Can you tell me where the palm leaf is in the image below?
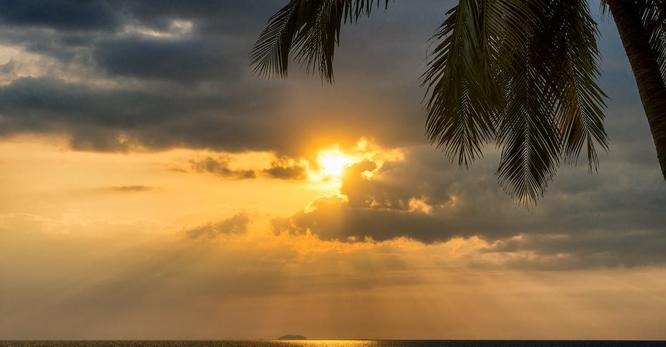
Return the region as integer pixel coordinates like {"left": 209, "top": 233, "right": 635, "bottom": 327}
{"left": 423, "top": 0, "right": 538, "bottom": 167}
{"left": 250, "top": 0, "right": 302, "bottom": 79}
{"left": 496, "top": 0, "right": 607, "bottom": 202}
{"left": 250, "top": 0, "right": 388, "bottom": 82}
{"left": 544, "top": 0, "right": 607, "bottom": 169}
{"left": 637, "top": 0, "right": 666, "bottom": 83}
{"left": 496, "top": 28, "right": 562, "bottom": 203}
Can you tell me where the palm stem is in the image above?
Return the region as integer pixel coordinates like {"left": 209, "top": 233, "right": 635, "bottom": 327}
{"left": 608, "top": 0, "right": 666, "bottom": 180}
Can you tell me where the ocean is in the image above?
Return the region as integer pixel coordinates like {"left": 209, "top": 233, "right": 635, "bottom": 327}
{"left": 0, "top": 341, "right": 664, "bottom": 347}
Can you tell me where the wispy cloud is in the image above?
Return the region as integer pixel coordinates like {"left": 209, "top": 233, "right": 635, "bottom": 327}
{"left": 110, "top": 185, "right": 155, "bottom": 192}
{"left": 190, "top": 156, "right": 256, "bottom": 179}
{"left": 186, "top": 213, "right": 250, "bottom": 240}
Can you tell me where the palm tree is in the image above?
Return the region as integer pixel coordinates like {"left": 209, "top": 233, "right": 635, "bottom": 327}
{"left": 251, "top": 0, "right": 666, "bottom": 203}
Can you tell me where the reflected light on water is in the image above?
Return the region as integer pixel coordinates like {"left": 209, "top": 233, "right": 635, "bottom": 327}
{"left": 271, "top": 341, "right": 378, "bottom": 347}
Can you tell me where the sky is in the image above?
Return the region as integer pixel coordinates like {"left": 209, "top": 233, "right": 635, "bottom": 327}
{"left": 1, "top": 0, "right": 666, "bottom": 340}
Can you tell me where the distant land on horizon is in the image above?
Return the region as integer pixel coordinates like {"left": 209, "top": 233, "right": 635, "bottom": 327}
{"left": 277, "top": 335, "right": 308, "bottom": 340}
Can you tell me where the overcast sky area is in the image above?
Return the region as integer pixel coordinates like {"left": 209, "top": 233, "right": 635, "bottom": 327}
{"left": 0, "top": 0, "right": 665, "bottom": 340}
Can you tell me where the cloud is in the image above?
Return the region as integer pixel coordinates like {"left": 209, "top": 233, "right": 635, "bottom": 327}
{"left": 275, "top": 145, "right": 666, "bottom": 268}
{"left": 0, "top": 0, "right": 120, "bottom": 31}
{"left": 185, "top": 154, "right": 311, "bottom": 181}
{"left": 0, "top": 77, "right": 291, "bottom": 152}
{"left": 0, "top": 0, "right": 446, "bottom": 155}
{"left": 0, "top": 58, "right": 16, "bottom": 74}
{"left": 185, "top": 213, "right": 250, "bottom": 239}
{"left": 110, "top": 185, "right": 154, "bottom": 192}
{"left": 190, "top": 156, "right": 256, "bottom": 179}
{"left": 273, "top": 195, "right": 455, "bottom": 243}
{"left": 481, "top": 229, "right": 666, "bottom": 270}
{"left": 93, "top": 37, "right": 237, "bottom": 83}
{"left": 262, "top": 158, "right": 307, "bottom": 180}
{"left": 275, "top": 149, "right": 522, "bottom": 243}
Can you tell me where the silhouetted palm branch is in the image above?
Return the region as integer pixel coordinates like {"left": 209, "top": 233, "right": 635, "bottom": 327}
{"left": 250, "top": 0, "right": 387, "bottom": 82}
{"left": 637, "top": 0, "right": 666, "bottom": 82}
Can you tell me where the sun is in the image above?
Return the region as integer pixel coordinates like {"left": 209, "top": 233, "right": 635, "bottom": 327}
{"left": 308, "top": 139, "right": 400, "bottom": 191}
{"left": 317, "top": 148, "right": 354, "bottom": 177}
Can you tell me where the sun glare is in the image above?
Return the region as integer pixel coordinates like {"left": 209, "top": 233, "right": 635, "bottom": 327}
{"left": 317, "top": 148, "right": 353, "bottom": 177}
{"left": 307, "top": 139, "right": 402, "bottom": 192}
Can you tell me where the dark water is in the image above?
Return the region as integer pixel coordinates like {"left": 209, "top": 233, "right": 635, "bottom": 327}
{"left": 1, "top": 341, "right": 664, "bottom": 347}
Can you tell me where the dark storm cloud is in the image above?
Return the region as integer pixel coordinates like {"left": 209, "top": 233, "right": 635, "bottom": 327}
{"left": 0, "top": 0, "right": 431, "bottom": 153}
{"left": 0, "top": 1, "right": 283, "bottom": 82}
{"left": 0, "top": 77, "right": 185, "bottom": 127}
{"left": 0, "top": 0, "right": 119, "bottom": 31}
{"left": 0, "top": 77, "right": 294, "bottom": 152}
{"left": 0, "top": 0, "right": 283, "bottom": 34}
{"left": 0, "top": 0, "right": 443, "bottom": 152}
{"left": 93, "top": 37, "right": 239, "bottom": 83}
{"left": 120, "top": 1, "right": 283, "bottom": 35}
{"left": 186, "top": 213, "right": 250, "bottom": 239}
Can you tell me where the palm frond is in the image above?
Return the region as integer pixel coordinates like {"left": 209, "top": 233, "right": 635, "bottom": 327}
{"left": 637, "top": 0, "right": 666, "bottom": 84}
{"left": 495, "top": 0, "right": 607, "bottom": 202}
{"left": 544, "top": 0, "right": 608, "bottom": 169}
{"left": 250, "top": 0, "right": 302, "bottom": 79}
{"left": 423, "top": 0, "right": 538, "bottom": 167}
{"left": 496, "top": 29, "right": 562, "bottom": 204}
{"left": 292, "top": 0, "right": 345, "bottom": 81}
{"left": 250, "top": 0, "right": 388, "bottom": 82}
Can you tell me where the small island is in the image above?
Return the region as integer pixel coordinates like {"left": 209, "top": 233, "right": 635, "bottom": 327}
{"left": 277, "top": 335, "right": 308, "bottom": 340}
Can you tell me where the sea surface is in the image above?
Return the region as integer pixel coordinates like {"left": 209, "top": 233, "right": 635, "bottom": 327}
{"left": 1, "top": 340, "right": 664, "bottom": 347}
